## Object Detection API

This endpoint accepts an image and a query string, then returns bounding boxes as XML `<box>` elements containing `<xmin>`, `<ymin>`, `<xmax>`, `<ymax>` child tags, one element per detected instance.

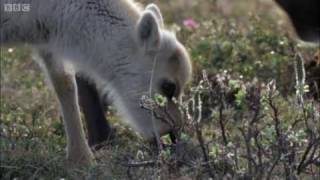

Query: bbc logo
<box><xmin>4</xmin><ymin>3</ymin><xmax>30</xmax><ymax>12</ymax></box>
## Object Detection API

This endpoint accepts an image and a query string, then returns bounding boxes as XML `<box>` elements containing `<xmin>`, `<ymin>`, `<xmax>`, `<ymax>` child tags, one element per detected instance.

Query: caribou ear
<box><xmin>146</xmin><ymin>4</ymin><xmax>164</xmax><ymax>28</ymax></box>
<box><xmin>136</xmin><ymin>11</ymin><xmax>161</xmax><ymax>52</ymax></box>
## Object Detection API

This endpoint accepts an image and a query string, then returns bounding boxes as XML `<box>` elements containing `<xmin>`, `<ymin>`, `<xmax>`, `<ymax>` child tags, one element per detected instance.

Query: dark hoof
<box><xmin>89</xmin><ymin>127</ymin><xmax>117</xmax><ymax>150</ymax></box>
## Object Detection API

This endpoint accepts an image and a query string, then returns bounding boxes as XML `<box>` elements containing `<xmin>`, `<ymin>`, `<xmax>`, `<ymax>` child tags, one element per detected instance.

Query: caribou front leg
<box><xmin>76</xmin><ymin>75</ymin><xmax>115</xmax><ymax>149</ymax></box>
<box><xmin>37</xmin><ymin>50</ymin><xmax>93</xmax><ymax>165</ymax></box>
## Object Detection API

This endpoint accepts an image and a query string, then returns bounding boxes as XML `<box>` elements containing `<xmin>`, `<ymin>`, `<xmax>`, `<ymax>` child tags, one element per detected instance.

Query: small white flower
<box><xmin>8</xmin><ymin>48</ymin><xmax>14</xmax><ymax>53</ymax></box>
<box><xmin>270</xmin><ymin>51</ymin><xmax>275</xmax><ymax>55</ymax></box>
<box><xmin>227</xmin><ymin>152</ymin><xmax>234</xmax><ymax>158</ymax></box>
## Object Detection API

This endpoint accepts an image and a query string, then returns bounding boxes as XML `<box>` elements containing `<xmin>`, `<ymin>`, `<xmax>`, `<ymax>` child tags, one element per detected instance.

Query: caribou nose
<box><xmin>169</xmin><ymin>131</ymin><xmax>177</xmax><ymax>144</ymax></box>
<box><xmin>140</xmin><ymin>97</ymin><xmax>182</xmax><ymax>142</ymax></box>
<box><xmin>156</xmin><ymin>100</ymin><xmax>182</xmax><ymax>134</ymax></box>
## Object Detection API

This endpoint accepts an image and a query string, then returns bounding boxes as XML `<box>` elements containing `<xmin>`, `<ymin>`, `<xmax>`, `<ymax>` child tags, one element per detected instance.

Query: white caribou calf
<box><xmin>0</xmin><ymin>0</ymin><xmax>192</xmax><ymax>165</ymax></box>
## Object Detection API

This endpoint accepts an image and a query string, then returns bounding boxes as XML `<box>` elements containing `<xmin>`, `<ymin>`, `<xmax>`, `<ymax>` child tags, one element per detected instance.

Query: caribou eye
<box><xmin>161</xmin><ymin>80</ymin><xmax>176</xmax><ymax>99</ymax></box>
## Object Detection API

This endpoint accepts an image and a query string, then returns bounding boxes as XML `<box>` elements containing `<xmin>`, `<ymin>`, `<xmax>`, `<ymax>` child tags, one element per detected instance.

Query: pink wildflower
<box><xmin>183</xmin><ymin>18</ymin><xmax>199</xmax><ymax>30</ymax></box>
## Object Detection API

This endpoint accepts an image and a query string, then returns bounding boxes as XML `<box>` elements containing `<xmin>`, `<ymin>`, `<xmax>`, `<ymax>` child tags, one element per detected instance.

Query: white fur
<box><xmin>1</xmin><ymin>0</ymin><xmax>192</xmax><ymax>165</ymax></box>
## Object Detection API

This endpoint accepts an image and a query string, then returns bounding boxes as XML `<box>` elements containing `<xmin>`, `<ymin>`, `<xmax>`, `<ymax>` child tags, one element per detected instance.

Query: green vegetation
<box><xmin>1</xmin><ymin>0</ymin><xmax>319</xmax><ymax>179</ymax></box>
